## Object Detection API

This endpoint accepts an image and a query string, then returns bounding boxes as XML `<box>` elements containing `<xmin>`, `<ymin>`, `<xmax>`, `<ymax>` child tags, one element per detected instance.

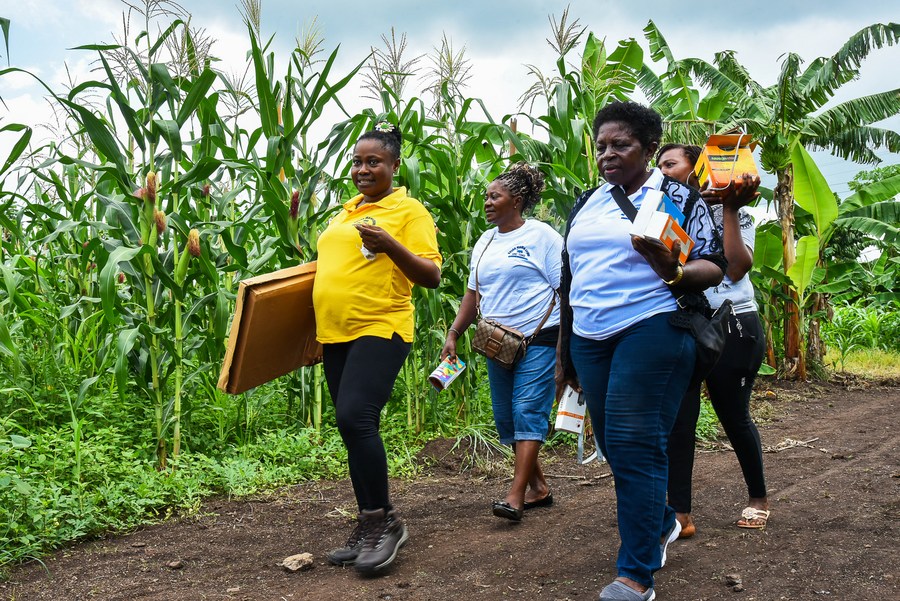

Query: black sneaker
<box><xmin>353</xmin><ymin>508</ymin><xmax>408</xmax><ymax>575</ymax></box>
<box><xmin>326</xmin><ymin>515</ymin><xmax>369</xmax><ymax>566</ymax></box>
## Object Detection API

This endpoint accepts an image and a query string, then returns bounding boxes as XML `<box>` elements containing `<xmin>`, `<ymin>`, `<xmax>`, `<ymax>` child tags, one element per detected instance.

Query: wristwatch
<box><xmin>663</xmin><ymin>264</ymin><xmax>684</xmax><ymax>286</ymax></box>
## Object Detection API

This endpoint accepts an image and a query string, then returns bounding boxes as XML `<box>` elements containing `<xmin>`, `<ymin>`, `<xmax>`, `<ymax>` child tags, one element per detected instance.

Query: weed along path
<box><xmin>2</xmin><ymin>379</ymin><xmax>898</xmax><ymax>601</ymax></box>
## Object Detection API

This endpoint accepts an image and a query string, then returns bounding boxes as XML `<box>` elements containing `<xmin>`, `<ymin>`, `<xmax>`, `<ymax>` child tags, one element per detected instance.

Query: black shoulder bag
<box><xmin>610</xmin><ymin>185</ymin><xmax>731</xmax><ymax>383</ymax></box>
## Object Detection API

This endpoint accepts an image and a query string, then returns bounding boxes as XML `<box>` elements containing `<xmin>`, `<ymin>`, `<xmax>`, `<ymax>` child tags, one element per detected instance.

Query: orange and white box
<box><xmin>694</xmin><ymin>133</ymin><xmax>759</xmax><ymax>190</ymax></box>
<box><xmin>629</xmin><ymin>191</ymin><xmax>694</xmax><ymax>265</ymax></box>
<box><xmin>555</xmin><ymin>386</ymin><xmax>586</xmax><ymax>434</ymax></box>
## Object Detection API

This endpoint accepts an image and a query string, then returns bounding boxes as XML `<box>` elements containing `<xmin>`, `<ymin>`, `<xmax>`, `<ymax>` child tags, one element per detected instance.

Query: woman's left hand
<box><xmin>356</xmin><ymin>223</ymin><xmax>397</xmax><ymax>254</ymax></box>
<box><xmin>700</xmin><ymin>173</ymin><xmax>761</xmax><ymax>210</ymax></box>
<box><xmin>356</xmin><ymin>222</ymin><xmax>441</xmax><ymax>288</ymax></box>
<box><xmin>632</xmin><ymin>235</ymin><xmax>682</xmax><ymax>282</ymax></box>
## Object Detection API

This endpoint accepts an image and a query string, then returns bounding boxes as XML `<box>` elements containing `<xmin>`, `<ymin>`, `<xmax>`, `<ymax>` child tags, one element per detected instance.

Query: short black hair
<box><xmin>357</xmin><ymin>121</ymin><xmax>402</xmax><ymax>161</ymax></box>
<box><xmin>493</xmin><ymin>161</ymin><xmax>546</xmax><ymax>214</ymax></box>
<box><xmin>592</xmin><ymin>101</ymin><xmax>662</xmax><ymax>149</ymax></box>
<box><xmin>656</xmin><ymin>143</ymin><xmax>701</xmax><ymax>168</ymax></box>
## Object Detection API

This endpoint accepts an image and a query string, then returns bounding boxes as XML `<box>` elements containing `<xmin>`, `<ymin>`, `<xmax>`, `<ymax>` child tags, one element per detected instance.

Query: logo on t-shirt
<box><xmin>354</xmin><ymin>216</ymin><xmax>376</xmax><ymax>226</ymax></box>
<box><xmin>508</xmin><ymin>245</ymin><xmax>531</xmax><ymax>260</ymax></box>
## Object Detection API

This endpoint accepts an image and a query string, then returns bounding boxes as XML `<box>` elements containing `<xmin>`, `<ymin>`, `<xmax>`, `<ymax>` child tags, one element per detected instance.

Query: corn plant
<box><xmin>0</xmin><ymin>8</ymin><xmax>368</xmax><ymax>467</ymax></box>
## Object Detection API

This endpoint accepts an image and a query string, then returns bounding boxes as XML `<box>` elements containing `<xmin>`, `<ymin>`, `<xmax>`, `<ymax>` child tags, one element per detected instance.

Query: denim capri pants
<box><xmin>486</xmin><ymin>344</ymin><xmax>556</xmax><ymax>444</ymax></box>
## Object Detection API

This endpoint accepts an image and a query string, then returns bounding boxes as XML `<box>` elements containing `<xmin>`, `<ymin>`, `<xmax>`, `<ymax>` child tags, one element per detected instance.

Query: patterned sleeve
<box><xmin>661</xmin><ymin>177</ymin><xmax>723</xmax><ymax>262</ymax></box>
<box><xmin>684</xmin><ymin>199</ymin><xmax>723</xmax><ymax>261</ymax></box>
<box><xmin>739</xmin><ymin>208</ymin><xmax>756</xmax><ymax>251</ymax></box>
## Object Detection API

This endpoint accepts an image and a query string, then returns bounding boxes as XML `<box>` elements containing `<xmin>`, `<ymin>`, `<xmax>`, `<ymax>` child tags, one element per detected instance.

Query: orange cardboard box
<box><xmin>217</xmin><ymin>262</ymin><xmax>322</xmax><ymax>395</ymax></box>
<box><xmin>694</xmin><ymin>133</ymin><xmax>759</xmax><ymax>190</ymax></box>
<box><xmin>643</xmin><ymin>212</ymin><xmax>693</xmax><ymax>265</ymax></box>
<box><xmin>629</xmin><ymin>190</ymin><xmax>694</xmax><ymax>264</ymax></box>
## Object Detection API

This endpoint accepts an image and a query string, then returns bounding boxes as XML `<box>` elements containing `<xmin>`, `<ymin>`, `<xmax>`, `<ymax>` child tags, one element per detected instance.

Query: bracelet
<box><xmin>448</xmin><ymin>327</ymin><xmax>462</xmax><ymax>337</ymax></box>
<box><xmin>663</xmin><ymin>264</ymin><xmax>684</xmax><ymax>286</ymax></box>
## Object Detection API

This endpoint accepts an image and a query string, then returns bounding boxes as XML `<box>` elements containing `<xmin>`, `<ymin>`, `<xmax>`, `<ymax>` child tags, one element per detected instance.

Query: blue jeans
<box><xmin>570</xmin><ymin>312</ymin><xmax>694</xmax><ymax>588</ymax></box>
<box><xmin>487</xmin><ymin>345</ymin><xmax>556</xmax><ymax>444</ymax></box>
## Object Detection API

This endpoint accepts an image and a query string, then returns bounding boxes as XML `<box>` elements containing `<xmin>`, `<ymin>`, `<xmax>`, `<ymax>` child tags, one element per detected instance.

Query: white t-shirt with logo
<box><xmin>704</xmin><ymin>204</ymin><xmax>758</xmax><ymax>313</ymax></box>
<box><xmin>467</xmin><ymin>219</ymin><xmax>562</xmax><ymax>336</ymax></box>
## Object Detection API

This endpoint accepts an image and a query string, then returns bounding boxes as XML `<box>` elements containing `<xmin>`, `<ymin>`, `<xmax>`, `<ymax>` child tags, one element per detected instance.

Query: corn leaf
<box><xmin>114</xmin><ymin>327</ymin><xmax>141</xmax><ymax>401</ymax></box>
<box><xmin>100</xmin><ymin>245</ymin><xmax>146</xmax><ymax>324</ymax></box>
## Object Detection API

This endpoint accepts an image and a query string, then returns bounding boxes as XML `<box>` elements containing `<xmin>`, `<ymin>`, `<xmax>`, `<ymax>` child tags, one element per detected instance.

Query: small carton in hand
<box><xmin>629</xmin><ymin>190</ymin><xmax>694</xmax><ymax>265</ymax></box>
<box><xmin>555</xmin><ymin>386</ymin><xmax>586</xmax><ymax>434</ymax></box>
<box><xmin>428</xmin><ymin>357</ymin><xmax>466</xmax><ymax>391</ymax></box>
<box><xmin>694</xmin><ymin>133</ymin><xmax>759</xmax><ymax>191</ymax></box>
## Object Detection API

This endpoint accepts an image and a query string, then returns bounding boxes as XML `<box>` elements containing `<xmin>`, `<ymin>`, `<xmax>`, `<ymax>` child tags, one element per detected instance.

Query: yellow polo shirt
<box><xmin>313</xmin><ymin>187</ymin><xmax>442</xmax><ymax>343</ymax></box>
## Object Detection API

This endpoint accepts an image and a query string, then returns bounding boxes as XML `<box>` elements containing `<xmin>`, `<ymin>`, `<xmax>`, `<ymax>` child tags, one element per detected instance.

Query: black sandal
<box><xmin>523</xmin><ymin>492</ymin><xmax>553</xmax><ymax>510</ymax></box>
<box><xmin>491</xmin><ymin>500</ymin><xmax>523</xmax><ymax>521</ymax></box>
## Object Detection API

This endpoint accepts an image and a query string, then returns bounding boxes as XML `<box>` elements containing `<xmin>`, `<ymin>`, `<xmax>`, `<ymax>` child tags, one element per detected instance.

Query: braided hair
<box><xmin>493</xmin><ymin>161</ymin><xmax>546</xmax><ymax>214</ymax></box>
<box><xmin>357</xmin><ymin>121</ymin><xmax>402</xmax><ymax>161</ymax></box>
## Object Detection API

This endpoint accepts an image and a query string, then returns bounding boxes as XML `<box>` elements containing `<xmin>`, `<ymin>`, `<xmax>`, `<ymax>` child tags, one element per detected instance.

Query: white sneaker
<box><xmin>660</xmin><ymin>519</ymin><xmax>682</xmax><ymax>568</ymax></box>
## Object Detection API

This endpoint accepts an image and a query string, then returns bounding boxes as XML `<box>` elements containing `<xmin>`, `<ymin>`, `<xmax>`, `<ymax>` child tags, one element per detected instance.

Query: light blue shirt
<box><xmin>567</xmin><ymin>169</ymin><xmax>719</xmax><ymax>340</ymax></box>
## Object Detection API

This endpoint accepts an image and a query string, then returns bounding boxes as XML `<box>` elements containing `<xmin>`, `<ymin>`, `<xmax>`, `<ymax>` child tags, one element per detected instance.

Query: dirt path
<box><xmin>3</xmin><ymin>379</ymin><xmax>898</xmax><ymax>601</ymax></box>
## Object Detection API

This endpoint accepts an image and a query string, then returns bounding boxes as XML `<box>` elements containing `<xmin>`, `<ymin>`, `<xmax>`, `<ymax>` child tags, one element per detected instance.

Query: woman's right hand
<box><xmin>721</xmin><ymin>172</ymin><xmax>761</xmax><ymax>210</ymax></box>
<box><xmin>700</xmin><ymin>172</ymin><xmax>760</xmax><ymax>209</ymax></box>
<box><xmin>441</xmin><ymin>335</ymin><xmax>458</xmax><ymax>361</ymax></box>
<box><xmin>555</xmin><ymin>359</ymin><xmax>580</xmax><ymax>401</ymax></box>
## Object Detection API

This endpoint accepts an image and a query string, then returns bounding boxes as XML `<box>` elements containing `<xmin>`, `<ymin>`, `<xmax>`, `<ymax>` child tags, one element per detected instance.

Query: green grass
<box><xmin>695</xmin><ymin>396</ymin><xmax>720</xmax><ymax>442</ymax></box>
<box><xmin>824</xmin><ymin>347</ymin><xmax>900</xmax><ymax>380</ymax></box>
<box><xmin>0</xmin><ymin>420</ymin><xmax>365</xmax><ymax>569</ymax></box>
<box><xmin>0</xmin><ymin>347</ymin><xmax>442</xmax><ymax>572</ymax></box>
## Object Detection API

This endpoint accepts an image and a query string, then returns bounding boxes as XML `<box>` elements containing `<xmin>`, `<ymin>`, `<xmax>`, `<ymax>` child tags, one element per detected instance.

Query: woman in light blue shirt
<box><xmin>556</xmin><ymin>102</ymin><xmax>725</xmax><ymax>601</ymax></box>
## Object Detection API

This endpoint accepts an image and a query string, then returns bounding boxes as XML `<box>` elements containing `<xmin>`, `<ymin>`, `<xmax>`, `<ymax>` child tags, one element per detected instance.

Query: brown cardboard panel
<box><xmin>217</xmin><ymin>262</ymin><xmax>322</xmax><ymax>394</ymax></box>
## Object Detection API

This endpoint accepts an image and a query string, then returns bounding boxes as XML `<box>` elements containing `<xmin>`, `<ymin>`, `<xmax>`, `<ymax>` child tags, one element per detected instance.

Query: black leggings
<box><xmin>667</xmin><ymin>311</ymin><xmax>767</xmax><ymax>513</ymax></box>
<box><xmin>322</xmin><ymin>334</ymin><xmax>411</xmax><ymax>512</ymax></box>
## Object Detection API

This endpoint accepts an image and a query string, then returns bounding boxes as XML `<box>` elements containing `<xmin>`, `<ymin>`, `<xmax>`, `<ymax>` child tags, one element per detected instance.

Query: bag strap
<box><xmin>527</xmin><ymin>291</ymin><xmax>557</xmax><ymax>343</ymax></box>
<box><xmin>473</xmin><ymin>231</ymin><xmax>497</xmax><ymax>316</ymax></box>
<box><xmin>610</xmin><ymin>185</ymin><xmax>638</xmax><ymax>222</ymax></box>
<box><xmin>474</xmin><ymin>229</ymin><xmax>556</xmax><ymax>340</ymax></box>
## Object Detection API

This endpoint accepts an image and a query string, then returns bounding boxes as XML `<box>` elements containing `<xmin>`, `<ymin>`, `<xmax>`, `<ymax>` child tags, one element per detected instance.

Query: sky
<box><xmin>2</xmin><ymin>0</ymin><xmax>899</xmax><ymax>199</ymax></box>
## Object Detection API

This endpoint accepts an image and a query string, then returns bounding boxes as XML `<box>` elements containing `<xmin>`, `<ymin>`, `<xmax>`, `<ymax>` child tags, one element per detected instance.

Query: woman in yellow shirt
<box><xmin>312</xmin><ymin>121</ymin><xmax>442</xmax><ymax>575</ymax></box>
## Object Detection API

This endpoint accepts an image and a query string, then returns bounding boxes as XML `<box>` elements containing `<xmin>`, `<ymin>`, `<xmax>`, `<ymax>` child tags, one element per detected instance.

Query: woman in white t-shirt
<box><xmin>442</xmin><ymin>162</ymin><xmax>562</xmax><ymax>522</ymax></box>
<box><xmin>657</xmin><ymin>143</ymin><xmax>769</xmax><ymax>536</ymax></box>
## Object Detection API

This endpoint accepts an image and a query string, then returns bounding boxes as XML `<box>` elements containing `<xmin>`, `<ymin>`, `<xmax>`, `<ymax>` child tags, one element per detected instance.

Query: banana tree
<box><xmin>638</xmin><ymin>20</ymin><xmax>729</xmax><ymax>146</ymax></box>
<box><xmin>775</xmin><ymin>142</ymin><xmax>900</xmax><ymax>367</ymax></box>
<box><xmin>683</xmin><ymin>23</ymin><xmax>900</xmax><ymax>378</ymax></box>
<box><xmin>815</xmin><ymin>169</ymin><xmax>900</xmax><ymax>304</ymax></box>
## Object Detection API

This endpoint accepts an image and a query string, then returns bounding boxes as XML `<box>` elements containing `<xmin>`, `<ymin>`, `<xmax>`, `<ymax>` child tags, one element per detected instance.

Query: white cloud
<box><xmin>204</xmin><ymin>17</ymin><xmax>254</xmax><ymax>72</ymax></box>
<box><xmin>1</xmin><ymin>69</ymin><xmax>43</xmax><ymax>91</ymax></box>
<box><xmin>47</xmin><ymin>56</ymin><xmax>97</xmax><ymax>92</ymax></box>
<box><xmin>0</xmin><ymin>92</ymin><xmax>59</xmax><ymax>166</ymax></box>
<box><xmin>3</xmin><ymin>0</ymin><xmax>65</xmax><ymax>30</ymax></box>
<box><xmin>74</xmin><ymin>0</ymin><xmax>125</xmax><ymax>29</ymax></box>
